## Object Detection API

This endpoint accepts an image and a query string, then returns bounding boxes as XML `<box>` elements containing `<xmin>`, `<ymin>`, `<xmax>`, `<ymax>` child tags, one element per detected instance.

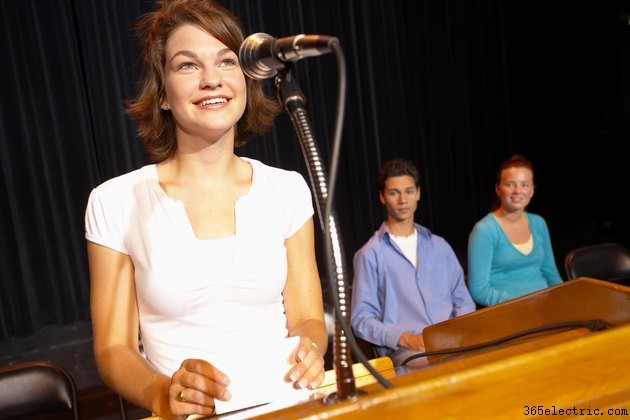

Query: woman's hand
<box><xmin>167</xmin><ymin>359</ymin><xmax>231</xmax><ymax>419</ymax></box>
<box><xmin>287</xmin><ymin>336</ymin><xmax>325</xmax><ymax>390</ymax></box>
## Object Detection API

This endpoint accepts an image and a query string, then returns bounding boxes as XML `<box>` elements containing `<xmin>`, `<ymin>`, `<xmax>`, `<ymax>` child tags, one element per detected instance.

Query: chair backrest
<box><xmin>564</xmin><ymin>242</ymin><xmax>630</xmax><ymax>284</ymax></box>
<box><xmin>0</xmin><ymin>360</ymin><xmax>79</xmax><ymax>420</ymax></box>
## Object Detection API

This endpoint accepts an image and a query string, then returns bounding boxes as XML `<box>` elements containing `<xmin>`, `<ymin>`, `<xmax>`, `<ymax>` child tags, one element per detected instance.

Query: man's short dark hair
<box><xmin>377</xmin><ymin>158</ymin><xmax>421</xmax><ymax>193</ymax></box>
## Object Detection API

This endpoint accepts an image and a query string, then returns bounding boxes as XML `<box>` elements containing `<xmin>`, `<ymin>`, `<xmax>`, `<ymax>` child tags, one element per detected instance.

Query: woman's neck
<box><xmin>493</xmin><ymin>208</ymin><xmax>525</xmax><ymax>224</ymax></box>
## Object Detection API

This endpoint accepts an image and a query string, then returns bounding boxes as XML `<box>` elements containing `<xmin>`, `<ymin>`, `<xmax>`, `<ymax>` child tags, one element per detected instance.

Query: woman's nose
<box><xmin>200</xmin><ymin>68</ymin><xmax>222</xmax><ymax>89</ymax></box>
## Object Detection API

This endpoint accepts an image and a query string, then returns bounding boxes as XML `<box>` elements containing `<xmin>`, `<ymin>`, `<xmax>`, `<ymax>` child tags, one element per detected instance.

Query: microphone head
<box><xmin>239</xmin><ymin>32</ymin><xmax>279</xmax><ymax>80</ymax></box>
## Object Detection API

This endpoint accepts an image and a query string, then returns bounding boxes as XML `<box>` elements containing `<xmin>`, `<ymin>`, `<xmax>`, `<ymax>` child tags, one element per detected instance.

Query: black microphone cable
<box><xmin>400</xmin><ymin>319</ymin><xmax>611</xmax><ymax>367</ymax></box>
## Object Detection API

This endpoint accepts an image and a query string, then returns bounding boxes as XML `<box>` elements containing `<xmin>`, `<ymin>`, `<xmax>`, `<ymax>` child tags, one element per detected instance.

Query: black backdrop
<box><xmin>1</xmin><ymin>0</ymin><xmax>628</xmax><ymax>340</ymax></box>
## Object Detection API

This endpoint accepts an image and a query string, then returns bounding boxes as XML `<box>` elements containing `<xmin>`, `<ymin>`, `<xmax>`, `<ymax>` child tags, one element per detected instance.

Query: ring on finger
<box><xmin>178</xmin><ymin>388</ymin><xmax>186</xmax><ymax>402</ymax></box>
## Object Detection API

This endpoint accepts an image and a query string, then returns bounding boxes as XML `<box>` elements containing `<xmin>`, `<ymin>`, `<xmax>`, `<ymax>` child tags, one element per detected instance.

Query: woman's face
<box><xmin>161</xmin><ymin>24</ymin><xmax>247</xmax><ymax>142</ymax></box>
<box><xmin>495</xmin><ymin>166</ymin><xmax>534</xmax><ymax>212</ymax></box>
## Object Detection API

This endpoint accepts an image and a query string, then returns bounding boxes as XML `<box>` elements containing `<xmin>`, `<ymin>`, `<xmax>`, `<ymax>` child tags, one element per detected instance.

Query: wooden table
<box><xmin>146</xmin><ymin>278</ymin><xmax>630</xmax><ymax>419</ymax></box>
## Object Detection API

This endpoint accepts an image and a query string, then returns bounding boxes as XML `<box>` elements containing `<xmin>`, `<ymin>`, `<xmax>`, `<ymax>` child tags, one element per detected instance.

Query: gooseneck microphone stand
<box><xmin>274</xmin><ymin>66</ymin><xmax>362</xmax><ymax>402</ymax></box>
<box><xmin>259</xmin><ymin>34</ymin><xmax>393</xmax><ymax>403</ymax></box>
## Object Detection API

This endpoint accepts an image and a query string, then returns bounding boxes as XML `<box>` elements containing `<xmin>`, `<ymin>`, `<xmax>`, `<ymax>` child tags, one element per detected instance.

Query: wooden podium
<box><xmin>422</xmin><ymin>276</ymin><xmax>630</xmax><ymax>363</ymax></box>
<box><xmin>235</xmin><ymin>278</ymin><xmax>630</xmax><ymax>419</ymax></box>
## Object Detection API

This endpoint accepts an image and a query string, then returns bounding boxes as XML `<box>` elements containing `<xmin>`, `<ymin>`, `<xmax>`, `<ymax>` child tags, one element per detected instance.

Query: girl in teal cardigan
<box><xmin>467</xmin><ymin>154</ymin><xmax>563</xmax><ymax>307</ymax></box>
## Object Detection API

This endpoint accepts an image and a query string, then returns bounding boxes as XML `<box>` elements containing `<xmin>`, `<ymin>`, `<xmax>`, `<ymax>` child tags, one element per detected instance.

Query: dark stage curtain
<box><xmin>1</xmin><ymin>0</ymin><xmax>628</xmax><ymax>340</ymax></box>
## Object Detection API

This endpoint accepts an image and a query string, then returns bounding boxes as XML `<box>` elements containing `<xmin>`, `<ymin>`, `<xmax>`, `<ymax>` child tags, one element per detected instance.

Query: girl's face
<box><xmin>495</xmin><ymin>166</ymin><xmax>534</xmax><ymax>212</ymax></box>
<box><xmin>161</xmin><ymin>24</ymin><xmax>247</xmax><ymax>143</ymax></box>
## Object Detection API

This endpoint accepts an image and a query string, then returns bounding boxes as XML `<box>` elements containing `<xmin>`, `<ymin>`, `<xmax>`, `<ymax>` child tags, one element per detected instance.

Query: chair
<box><xmin>0</xmin><ymin>360</ymin><xmax>79</xmax><ymax>420</ymax></box>
<box><xmin>564</xmin><ymin>242</ymin><xmax>630</xmax><ymax>286</ymax></box>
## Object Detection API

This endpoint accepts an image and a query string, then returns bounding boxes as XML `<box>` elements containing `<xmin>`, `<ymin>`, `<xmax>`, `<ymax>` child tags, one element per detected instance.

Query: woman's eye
<box><xmin>177</xmin><ymin>62</ymin><xmax>197</xmax><ymax>70</ymax></box>
<box><xmin>219</xmin><ymin>58</ymin><xmax>238</xmax><ymax>68</ymax></box>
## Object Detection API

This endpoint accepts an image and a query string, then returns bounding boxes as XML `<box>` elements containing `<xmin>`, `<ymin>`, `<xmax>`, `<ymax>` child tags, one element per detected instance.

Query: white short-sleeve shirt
<box><xmin>85</xmin><ymin>157</ymin><xmax>314</xmax><ymax>375</ymax></box>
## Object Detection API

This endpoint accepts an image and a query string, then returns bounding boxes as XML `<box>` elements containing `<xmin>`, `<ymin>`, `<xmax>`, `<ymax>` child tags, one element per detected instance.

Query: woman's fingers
<box><xmin>290</xmin><ymin>339</ymin><xmax>325</xmax><ymax>390</ymax></box>
<box><xmin>169</xmin><ymin>359</ymin><xmax>232</xmax><ymax>416</ymax></box>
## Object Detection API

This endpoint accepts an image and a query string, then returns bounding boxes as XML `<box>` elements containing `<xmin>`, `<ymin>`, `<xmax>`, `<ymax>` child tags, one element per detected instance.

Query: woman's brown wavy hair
<box><xmin>125</xmin><ymin>0</ymin><xmax>281</xmax><ymax>162</ymax></box>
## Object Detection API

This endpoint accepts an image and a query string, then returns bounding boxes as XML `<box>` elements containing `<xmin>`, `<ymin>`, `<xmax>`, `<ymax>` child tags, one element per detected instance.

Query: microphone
<box><xmin>239</xmin><ymin>33</ymin><xmax>337</xmax><ymax>80</ymax></box>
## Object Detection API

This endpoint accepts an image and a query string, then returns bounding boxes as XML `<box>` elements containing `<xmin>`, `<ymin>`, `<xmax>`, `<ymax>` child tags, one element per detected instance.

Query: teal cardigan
<box><xmin>467</xmin><ymin>212</ymin><xmax>563</xmax><ymax>306</ymax></box>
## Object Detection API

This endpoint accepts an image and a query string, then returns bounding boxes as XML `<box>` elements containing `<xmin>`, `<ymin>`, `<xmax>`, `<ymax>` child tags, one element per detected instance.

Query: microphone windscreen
<box><xmin>238</xmin><ymin>32</ymin><xmax>279</xmax><ymax>80</ymax></box>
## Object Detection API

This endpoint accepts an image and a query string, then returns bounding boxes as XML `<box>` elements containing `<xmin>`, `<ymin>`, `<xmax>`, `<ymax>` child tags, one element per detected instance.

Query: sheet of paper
<box><xmin>209</xmin><ymin>335</ymin><xmax>313</xmax><ymax>415</ymax></box>
<box><xmin>215</xmin><ymin>391</ymin><xmax>319</xmax><ymax>420</ymax></box>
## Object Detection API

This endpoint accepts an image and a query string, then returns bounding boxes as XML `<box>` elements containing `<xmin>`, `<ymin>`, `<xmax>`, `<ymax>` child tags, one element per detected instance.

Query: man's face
<box><xmin>379</xmin><ymin>175</ymin><xmax>420</xmax><ymax>223</ymax></box>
